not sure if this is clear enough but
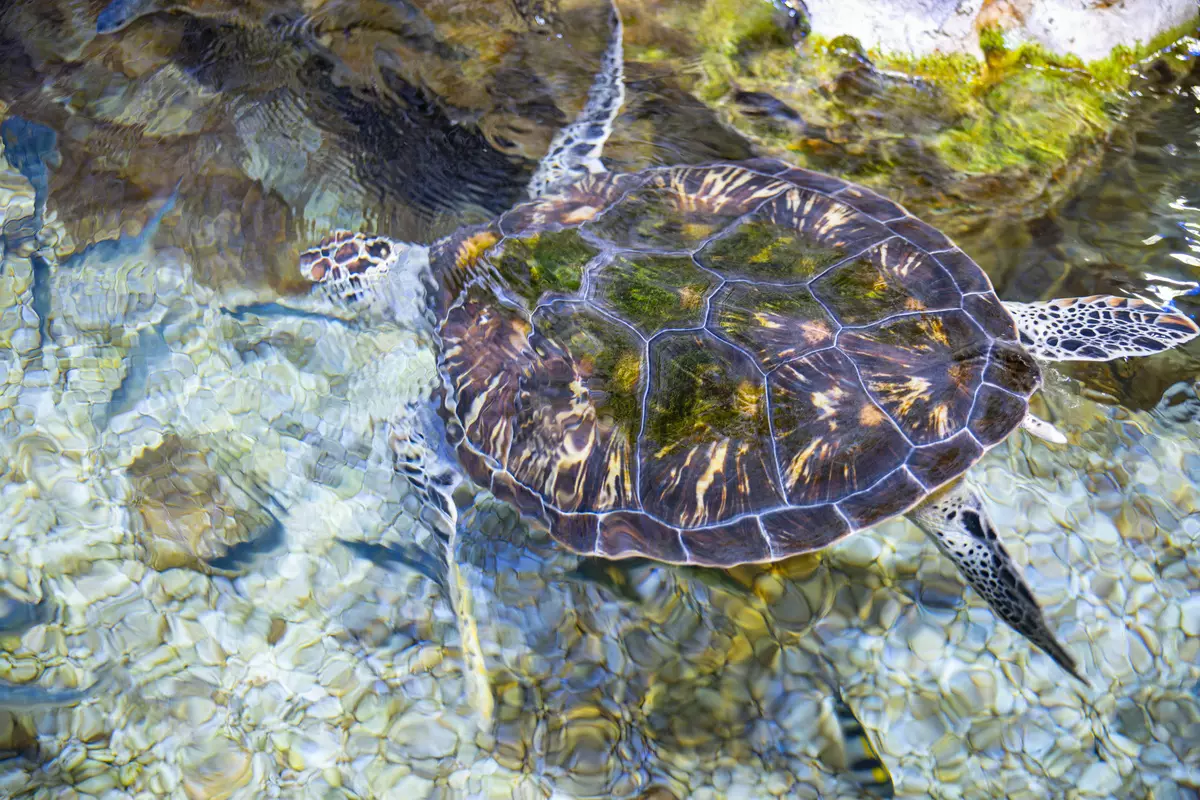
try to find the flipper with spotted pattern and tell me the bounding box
[1004,296,1199,362]
[908,480,1086,684]
[526,0,625,198]
[389,402,494,729]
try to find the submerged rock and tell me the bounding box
[805,0,1198,62]
[127,434,281,574]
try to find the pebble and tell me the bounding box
[1179,597,1200,636]
[1077,762,1122,796]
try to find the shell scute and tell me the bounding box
[837,468,927,529]
[840,311,990,445]
[544,508,600,554]
[833,183,908,221]
[598,512,685,561]
[907,430,985,488]
[963,292,1019,341]
[760,505,852,557]
[984,341,1041,395]
[441,286,531,470]
[932,248,993,294]
[885,215,956,252]
[683,518,772,566]
[696,188,888,282]
[769,350,911,505]
[500,171,644,235]
[596,253,717,335]
[507,303,643,513]
[641,333,783,525]
[969,384,1029,446]
[587,166,787,250]
[491,229,599,307]
[709,282,835,370]
[810,239,962,326]
[490,470,547,518]
[772,167,852,195]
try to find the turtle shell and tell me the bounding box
[430,160,1039,567]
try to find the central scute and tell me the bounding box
[433,163,1037,567]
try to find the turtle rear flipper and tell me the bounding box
[1005,295,1199,361]
[526,0,625,198]
[907,481,1086,684]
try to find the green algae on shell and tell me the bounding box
[599,253,716,334]
[491,229,599,306]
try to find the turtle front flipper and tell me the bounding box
[907,480,1086,684]
[1004,296,1199,361]
[526,0,625,198]
[387,402,495,729]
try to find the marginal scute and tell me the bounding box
[810,239,962,326]
[830,183,906,221]
[837,468,926,528]
[728,157,792,175]
[840,311,989,445]
[544,508,600,554]
[770,350,911,505]
[709,283,836,370]
[683,518,771,566]
[984,341,1042,396]
[773,167,851,195]
[933,249,992,294]
[907,430,985,488]
[641,333,782,526]
[885,216,955,252]
[598,512,686,562]
[969,384,1029,446]
[598,253,717,335]
[489,471,546,518]
[963,292,1019,341]
[760,505,852,557]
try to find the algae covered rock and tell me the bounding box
[127,434,280,574]
[805,0,1198,61]
[619,0,1199,245]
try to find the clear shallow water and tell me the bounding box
[0,2,1198,799]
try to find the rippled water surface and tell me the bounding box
[1,2,1199,798]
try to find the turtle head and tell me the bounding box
[299,231,432,328]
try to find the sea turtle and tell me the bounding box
[297,2,1198,682]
